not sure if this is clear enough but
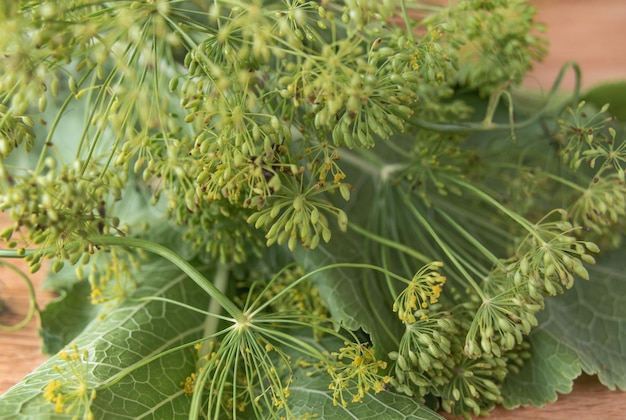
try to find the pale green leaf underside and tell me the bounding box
[0,259,209,419]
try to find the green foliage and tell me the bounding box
[282,362,445,420]
[502,248,626,407]
[1,0,625,419]
[40,279,100,355]
[584,81,626,121]
[500,329,581,408]
[1,258,209,419]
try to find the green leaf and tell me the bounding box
[500,329,580,408]
[539,249,626,389]
[286,369,445,420]
[502,249,626,407]
[584,81,626,121]
[39,279,101,355]
[277,333,445,420]
[293,234,404,357]
[0,258,209,419]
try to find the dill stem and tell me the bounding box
[201,262,230,358]
[444,176,542,242]
[349,222,431,265]
[249,262,411,317]
[89,236,245,321]
[400,0,415,42]
[405,196,489,301]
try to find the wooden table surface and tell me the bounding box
[1,1,626,418]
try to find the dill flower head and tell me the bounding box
[0,107,35,157]
[437,351,507,419]
[463,288,539,358]
[557,102,615,169]
[424,0,548,93]
[44,343,96,420]
[516,213,598,295]
[389,310,456,397]
[179,371,197,397]
[85,246,142,305]
[393,262,446,324]
[0,158,125,272]
[326,342,390,407]
[185,325,295,418]
[567,175,626,244]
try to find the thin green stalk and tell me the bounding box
[349,222,431,264]
[0,261,38,331]
[400,0,415,42]
[435,208,505,270]
[201,262,230,357]
[381,242,399,298]
[131,296,231,321]
[35,71,93,174]
[244,262,299,315]
[251,324,329,361]
[541,170,588,192]
[190,339,224,420]
[89,236,244,321]
[444,176,541,241]
[429,192,514,248]
[248,262,411,318]
[435,234,492,281]
[77,68,123,176]
[404,195,488,301]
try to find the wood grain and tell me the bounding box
[1,1,626,418]
[0,213,53,394]
[525,0,626,91]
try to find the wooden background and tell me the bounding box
[1,0,625,418]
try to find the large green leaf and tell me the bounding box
[273,333,444,420]
[0,258,209,419]
[285,369,445,420]
[501,249,626,407]
[539,250,626,389]
[500,329,580,408]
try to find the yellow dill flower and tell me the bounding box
[85,247,142,305]
[180,372,197,396]
[43,343,96,419]
[326,342,389,406]
[393,262,446,324]
[89,285,104,304]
